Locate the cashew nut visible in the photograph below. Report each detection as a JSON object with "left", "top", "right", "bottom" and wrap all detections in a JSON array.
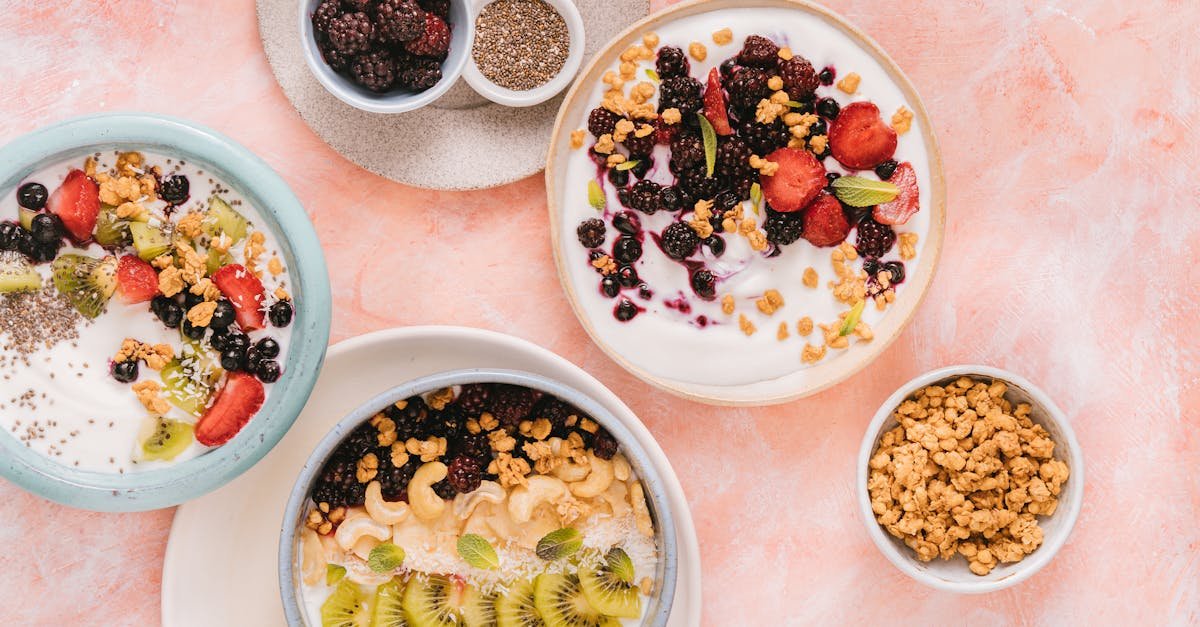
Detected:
[
  {"left": 453, "top": 480, "right": 506, "bottom": 520},
  {"left": 408, "top": 461, "right": 448, "bottom": 521},
  {"left": 507, "top": 475, "right": 568, "bottom": 523},
  {"left": 601, "top": 480, "right": 631, "bottom": 518},
  {"left": 629, "top": 481, "right": 654, "bottom": 537},
  {"left": 334, "top": 509, "right": 392, "bottom": 552},
  {"left": 552, "top": 458, "right": 592, "bottom": 482},
  {"left": 612, "top": 453, "right": 631, "bottom": 482},
  {"left": 569, "top": 453, "right": 614, "bottom": 498},
  {"left": 299, "top": 528, "right": 324, "bottom": 586},
  {"left": 365, "top": 480, "right": 412, "bottom": 525}
]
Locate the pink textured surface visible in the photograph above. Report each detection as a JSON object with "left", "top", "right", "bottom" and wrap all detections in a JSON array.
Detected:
[{"left": 1, "top": 0, "right": 1198, "bottom": 625}]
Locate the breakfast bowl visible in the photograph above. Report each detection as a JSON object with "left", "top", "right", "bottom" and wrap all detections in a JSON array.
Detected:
[
  {"left": 0, "top": 113, "right": 331, "bottom": 511},
  {"left": 299, "top": 0, "right": 474, "bottom": 113},
  {"left": 856, "top": 365, "right": 1084, "bottom": 593},
  {"left": 279, "top": 368, "right": 678, "bottom": 626}
]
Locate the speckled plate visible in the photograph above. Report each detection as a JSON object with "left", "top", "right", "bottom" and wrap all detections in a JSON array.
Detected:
[{"left": 257, "top": 0, "right": 650, "bottom": 190}]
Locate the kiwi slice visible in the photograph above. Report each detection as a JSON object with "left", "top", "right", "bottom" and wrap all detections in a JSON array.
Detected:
[
  {"left": 128, "top": 222, "right": 172, "bottom": 261},
  {"left": 0, "top": 252, "right": 42, "bottom": 293},
  {"left": 160, "top": 359, "right": 214, "bottom": 417},
  {"left": 18, "top": 207, "right": 36, "bottom": 231},
  {"left": 94, "top": 205, "right": 132, "bottom": 247},
  {"left": 460, "top": 585, "right": 496, "bottom": 627},
  {"left": 322, "top": 579, "right": 367, "bottom": 627},
  {"left": 533, "top": 574, "right": 619, "bottom": 627},
  {"left": 203, "top": 195, "right": 248, "bottom": 243},
  {"left": 137, "top": 416, "right": 194, "bottom": 462},
  {"left": 205, "top": 247, "right": 230, "bottom": 276},
  {"left": 495, "top": 579, "right": 544, "bottom": 627},
  {"left": 370, "top": 577, "right": 409, "bottom": 627},
  {"left": 50, "top": 254, "right": 116, "bottom": 319},
  {"left": 401, "top": 574, "right": 469, "bottom": 627},
  {"left": 578, "top": 555, "right": 641, "bottom": 618}
]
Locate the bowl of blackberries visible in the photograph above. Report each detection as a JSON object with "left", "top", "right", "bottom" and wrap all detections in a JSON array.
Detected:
[{"left": 300, "top": 0, "right": 473, "bottom": 113}]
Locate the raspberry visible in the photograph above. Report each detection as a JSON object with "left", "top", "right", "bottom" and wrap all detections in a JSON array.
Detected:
[
  {"left": 715, "top": 137, "right": 753, "bottom": 181},
  {"left": 375, "top": 0, "right": 425, "bottom": 43},
  {"left": 417, "top": 0, "right": 449, "bottom": 17},
  {"left": 779, "top": 56, "right": 819, "bottom": 100},
  {"left": 576, "top": 218, "right": 606, "bottom": 249},
  {"left": 398, "top": 57, "right": 442, "bottom": 89},
  {"left": 455, "top": 383, "right": 490, "bottom": 414},
  {"left": 660, "top": 222, "right": 700, "bottom": 260},
  {"left": 311, "top": 457, "right": 366, "bottom": 508},
  {"left": 737, "top": 34, "right": 780, "bottom": 68},
  {"left": 311, "top": 0, "right": 343, "bottom": 33},
  {"left": 855, "top": 217, "right": 896, "bottom": 258},
  {"left": 658, "top": 76, "right": 703, "bottom": 115},
  {"left": 351, "top": 50, "right": 396, "bottom": 91},
  {"left": 446, "top": 455, "right": 483, "bottom": 493},
  {"left": 404, "top": 11, "right": 450, "bottom": 58},
  {"left": 669, "top": 135, "right": 705, "bottom": 173},
  {"left": 490, "top": 384, "right": 540, "bottom": 427},
  {"left": 724, "top": 67, "right": 770, "bottom": 119},
  {"left": 626, "top": 180, "right": 663, "bottom": 214},
  {"left": 738, "top": 120, "right": 789, "bottom": 155},
  {"left": 591, "top": 428, "right": 618, "bottom": 460},
  {"left": 327, "top": 11, "right": 374, "bottom": 54},
  {"left": 655, "top": 46, "right": 690, "bottom": 79},
  {"left": 587, "top": 107, "right": 621, "bottom": 137},
  {"left": 621, "top": 133, "right": 654, "bottom": 157},
  {"left": 677, "top": 169, "right": 721, "bottom": 203},
  {"left": 382, "top": 395, "right": 430, "bottom": 437},
  {"left": 764, "top": 208, "right": 804, "bottom": 246}
]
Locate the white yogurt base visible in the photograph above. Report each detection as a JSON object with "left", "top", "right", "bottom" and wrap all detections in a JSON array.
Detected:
[
  {"left": 560, "top": 8, "right": 934, "bottom": 386},
  {"left": 0, "top": 151, "right": 295, "bottom": 473}
]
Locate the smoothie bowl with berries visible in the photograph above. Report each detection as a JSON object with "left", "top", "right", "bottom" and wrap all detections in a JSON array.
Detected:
[
  {"left": 0, "top": 114, "right": 331, "bottom": 511},
  {"left": 280, "top": 370, "right": 676, "bottom": 627},
  {"left": 547, "top": 0, "right": 945, "bottom": 404}
]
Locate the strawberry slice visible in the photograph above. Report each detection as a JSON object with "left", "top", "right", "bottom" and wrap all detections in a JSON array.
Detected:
[
  {"left": 760, "top": 147, "right": 826, "bottom": 213},
  {"left": 828, "top": 102, "right": 898, "bottom": 170},
  {"left": 115, "top": 254, "right": 159, "bottom": 304},
  {"left": 802, "top": 192, "right": 851, "bottom": 247},
  {"left": 47, "top": 169, "right": 100, "bottom": 242},
  {"left": 195, "top": 372, "right": 265, "bottom": 446},
  {"left": 874, "top": 162, "right": 919, "bottom": 225},
  {"left": 703, "top": 68, "right": 733, "bottom": 136},
  {"left": 211, "top": 263, "right": 266, "bottom": 330}
]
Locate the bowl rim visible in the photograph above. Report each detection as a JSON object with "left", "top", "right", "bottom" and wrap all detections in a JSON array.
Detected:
[
  {"left": 0, "top": 112, "right": 332, "bottom": 512},
  {"left": 278, "top": 367, "right": 679, "bottom": 626},
  {"left": 460, "top": 0, "right": 586, "bottom": 107},
  {"left": 855, "top": 364, "right": 1086, "bottom": 593},
  {"left": 543, "top": 0, "right": 948, "bottom": 406},
  {"left": 296, "top": 0, "right": 475, "bottom": 114}
]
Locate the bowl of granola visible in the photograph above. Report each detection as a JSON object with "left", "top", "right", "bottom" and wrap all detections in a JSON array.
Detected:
[
  {"left": 279, "top": 368, "right": 677, "bottom": 625},
  {"left": 857, "top": 365, "right": 1084, "bottom": 593}
]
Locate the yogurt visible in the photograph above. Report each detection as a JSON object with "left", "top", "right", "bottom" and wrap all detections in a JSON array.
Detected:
[
  {"left": 559, "top": 8, "right": 935, "bottom": 385},
  {"left": 0, "top": 151, "right": 295, "bottom": 473}
]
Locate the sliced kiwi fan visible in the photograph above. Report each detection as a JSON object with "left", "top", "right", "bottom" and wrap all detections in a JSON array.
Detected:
[{"left": 50, "top": 254, "right": 116, "bottom": 318}]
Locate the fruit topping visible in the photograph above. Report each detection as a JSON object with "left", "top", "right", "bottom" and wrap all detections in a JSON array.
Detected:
[
  {"left": 328, "top": 12, "right": 375, "bottom": 55},
  {"left": 51, "top": 254, "right": 117, "bottom": 319},
  {"left": 759, "top": 147, "right": 825, "bottom": 213},
  {"left": 376, "top": 0, "right": 426, "bottom": 43},
  {"left": 779, "top": 55, "right": 819, "bottom": 100},
  {"left": 159, "top": 173, "right": 190, "bottom": 205},
  {"left": 660, "top": 222, "right": 699, "bottom": 260},
  {"left": 111, "top": 359, "right": 138, "bottom": 383},
  {"left": 352, "top": 50, "right": 397, "bottom": 92},
  {"left": 269, "top": 299, "right": 295, "bottom": 327},
  {"left": 763, "top": 208, "right": 804, "bottom": 247},
  {"left": 828, "top": 101, "right": 898, "bottom": 170},
  {"left": 702, "top": 68, "right": 733, "bottom": 136},
  {"left": 800, "top": 192, "right": 851, "bottom": 247},
  {"left": 114, "top": 254, "right": 159, "bottom": 304},
  {"left": 136, "top": 416, "right": 195, "bottom": 462},
  {"left": 737, "top": 34, "right": 780, "bottom": 68},
  {"left": 194, "top": 371, "right": 265, "bottom": 446},
  {"left": 578, "top": 548, "right": 641, "bottom": 618},
  {"left": 873, "top": 162, "right": 919, "bottom": 225},
  {"left": 874, "top": 159, "right": 899, "bottom": 181},
  {"left": 690, "top": 269, "right": 716, "bottom": 300},
  {"left": 321, "top": 578, "right": 367, "bottom": 627},
  {"left": 495, "top": 578, "right": 541, "bottom": 627},
  {"left": 657, "top": 76, "right": 703, "bottom": 116},
  {"left": 46, "top": 169, "right": 100, "bottom": 242},
  {"left": 533, "top": 573, "right": 613, "bottom": 627},
  {"left": 203, "top": 196, "right": 249, "bottom": 243},
  {"left": 0, "top": 251, "right": 42, "bottom": 293},
  {"left": 128, "top": 222, "right": 172, "bottom": 262},
  {"left": 212, "top": 263, "right": 267, "bottom": 331},
  {"left": 30, "top": 213, "right": 63, "bottom": 245},
  {"left": 369, "top": 578, "right": 408, "bottom": 627},
  {"left": 150, "top": 294, "right": 184, "bottom": 328},
  {"left": 576, "top": 218, "right": 606, "bottom": 249},
  {"left": 854, "top": 216, "right": 897, "bottom": 259},
  {"left": 405, "top": 12, "right": 451, "bottom": 58},
  {"left": 655, "top": 45, "right": 689, "bottom": 79},
  {"left": 17, "top": 182, "right": 48, "bottom": 210}
]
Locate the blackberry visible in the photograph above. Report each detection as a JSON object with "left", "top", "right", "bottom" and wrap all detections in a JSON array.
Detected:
[
  {"left": 737, "top": 35, "right": 780, "bottom": 68},
  {"left": 446, "top": 455, "right": 483, "bottom": 493},
  {"left": 576, "top": 218, "right": 606, "bottom": 248},
  {"left": 318, "top": 39, "right": 354, "bottom": 70},
  {"left": 875, "top": 159, "right": 899, "bottom": 181},
  {"left": 764, "top": 208, "right": 804, "bottom": 246},
  {"left": 375, "top": 455, "right": 417, "bottom": 501},
  {"left": 677, "top": 169, "right": 721, "bottom": 203},
  {"left": 311, "top": 0, "right": 343, "bottom": 33},
  {"left": 383, "top": 395, "right": 430, "bottom": 437},
  {"left": 432, "top": 479, "right": 457, "bottom": 500},
  {"left": 397, "top": 57, "right": 442, "bottom": 90},
  {"left": 455, "top": 383, "right": 491, "bottom": 414},
  {"left": 715, "top": 137, "right": 753, "bottom": 181},
  {"left": 343, "top": 0, "right": 374, "bottom": 10},
  {"left": 738, "top": 120, "right": 789, "bottom": 155},
  {"left": 375, "top": 0, "right": 424, "bottom": 42},
  {"left": 669, "top": 135, "right": 705, "bottom": 173},
  {"left": 658, "top": 76, "right": 703, "bottom": 115},
  {"left": 490, "top": 384, "right": 540, "bottom": 427},
  {"left": 659, "top": 186, "right": 686, "bottom": 212},
  {"left": 621, "top": 133, "right": 654, "bottom": 158},
  {"left": 591, "top": 428, "right": 619, "bottom": 460},
  {"left": 351, "top": 50, "right": 397, "bottom": 92},
  {"left": 456, "top": 431, "right": 491, "bottom": 461},
  {"left": 311, "top": 457, "right": 366, "bottom": 508},
  {"left": 660, "top": 222, "right": 700, "bottom": 260},
  {"left": 719, "top": 57, "right": 740, "bottom": 81},
  {"left": 336, "top": 422, "right": 381, "bottom": 460},
  {"left": 159, "top": 174, "right": 190, "bottom": 205},
  {"left": 530, "top": 396, "right": 580, "bottom": 433},
  {"left": 404, "top": 12, "right": 451, "bottom": 58},
  {"left": 418, "top": 0, "right": 450, "bottom": 17},
  {"left": 855, "top": 217, "right": 897, "bottom": 258},
  {"left": 630, "top": 156, "right": 652, "bottom": 179},
  {"left": 587, "top": 107, "right": 621, "bottom": 138},
  {"left": 724, "top": 67, "right": 770, "bottom": 119},
  {"left": 690, "top": 269, "right": 716, "bottom": 300},
  {"left": 779, "top": 56, "right": 819, "bottom": 100},
  {"left": 327, "top": 12, "right": 374, "bottom": 54},
  {"left": 655, "top": 46, "right": 690, "bottom": 79},
  {"left": 626, "top": 180, "right": 663, "bottom": 214},
  {"left": 426, "top": 405, "right": 466, "bottom": 439}
]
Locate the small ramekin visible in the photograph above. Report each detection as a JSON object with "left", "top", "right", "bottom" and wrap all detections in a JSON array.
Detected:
[
  {"left": 856, "top": 364, "right": 1085, "bottom": 593},
  {"left": 461, "top": 0, "right": 585, "bottom": 107}
]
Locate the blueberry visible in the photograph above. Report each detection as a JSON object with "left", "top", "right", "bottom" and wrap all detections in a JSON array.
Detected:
[
  {"left": 818, "top": 66, "right": 835, "bottom": 86},
  {"left": 0, "top": 222, "right": 18, "bottom": 251},
  {"left": 184, "top": 291, "right": 204, "bottom": 309},
  {"left": 220, "top": 348, "right": 246, "bottom": 372},
  {"left": 223, "top": 332, "right": 249, "bottom": 354},
  {"left": 714, "top": 190, "right": 741, "bottom": 211},
  {"left": 614, "top": 298, "right": 639, "bottom": 321},
  {"left": 816, "top": 97, "right": 840, "bottom": 120},
  {"left": 255, "top": 337, "right": 280, "bottom": 359},
  {"left": 256, "top": 359, "right": 282, "bottom": 383},
  {"left": 607, "top": 168, "right": 629, "bottom": 187},
  {"left": 612, "top": 211, "right": 641, "bottom": 235},
  {"left": 875, "top": 159, "right": 899, "bottom": 181},
  {"left": 30, "top": 242, "right": 58, "bottom": 263},
  {"left": 617, "top": 265, "right": 639, "bottom": 288},
  {"left": 613, "top": 237, "right": 642, "bottom": 264},
  {"left": 245, "top": 346, "right": 263, "bottom": 370},
  {"left": 17, "top": 182, "right": 48, "bottom": 210},
  {"left": 631, "top": 158, "right": 652, "bottom": 179},
  {"left": 599, "top": 277, "right": 620, "bottom": 298},
  {"left": 159, "top": 174, "right": 190, "bottom": 205},
  {"left": 720, "top": 58, "right": 739, "bottom": 80},
  {"left": 882, "top": 261, "right": 906, "bottom": 284},
  {"left": 638, "top": 284, "right": 653, "bottom": 300},
  {"left": 111, "top": 360, "right": 138, "bottom": 383},
  {"left": 209, "top": 300, "right": 235, "bottom": 329},
  {"left": 659, "top": 186, "right": 685, "bottom": 212},
  {"left": 810, "top": 119, "right": 828, "bottom": 136},
  {"left": 269, "top": 300, "right": 294, "bottom": 327},
  {"left": 616, "top": 187, "right": 631, "bottom": 207},
  {"left": 15, "top": 230, "right": 34, "bottom": 257},
  {"left": 151, "top": 295, "right": 183, "bottom": 328},
  {"left": 704, "top": 235, "right": 725, "bottom": 257},
  {"left": 690, "top": 269, "right": 716, "bottom": 300},
  {"left": 209, "top": 329, "right": 230, "bottom": 352},
  {"left": 863, "top": 258, "right": 882, "bottom": 276},
  {"left": 30, "top": 213, "right": 62, "bottom": 244},
  {"left": 182, "top": 320, "right": 206, "bottom": 340}
]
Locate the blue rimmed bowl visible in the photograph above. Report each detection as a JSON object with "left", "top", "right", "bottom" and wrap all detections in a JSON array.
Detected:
[
  {"left": 0, "top": 113, "right": 332, "bottom": 512},
  {"left": 279, "top": 368, "right": 678, "bottom": 626}
]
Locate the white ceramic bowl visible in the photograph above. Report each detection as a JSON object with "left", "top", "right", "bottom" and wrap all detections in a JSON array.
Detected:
[
  {"left": 856, "top": 365, "right": 1085, "bottom": 593},
  {"left": 461, "top": 0, "right": 585, "bottom": 106}
]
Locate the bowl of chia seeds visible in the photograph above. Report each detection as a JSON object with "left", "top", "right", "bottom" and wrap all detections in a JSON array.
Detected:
[{"left": 462, "top": 0, "right": 584, "bottom": 107}]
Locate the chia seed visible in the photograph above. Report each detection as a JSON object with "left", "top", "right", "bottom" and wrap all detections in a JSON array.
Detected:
[{"left": 472, "top": 0, "right": 569, "bottom": 91}]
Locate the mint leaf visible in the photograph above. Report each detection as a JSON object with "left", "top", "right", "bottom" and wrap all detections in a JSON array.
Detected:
[
  {"left": 457, "top": 534, "right": 500, "bottom": 570},
  {"left": 587, "top": 180, "right": 605, "bottom": 211},
  {"left": 831, "top": 176, "right": 899, "bottom": 207},
  {"left": 697, "top": 113, "right": 717, "bottom": 178},
  {"left": 839, "top": 300, "right": 866, "bottom": 337},
  {"left": 605, "top": 547, "right": 635, "bottom": 584},
  {"left": 645, "top": 68, "right": 660, "bottom": 83},
  {"left": 367, "top": 542, "right": 405, "bottom": 573},
  {"left": 616, "top": 159, "right": 639, "bottom": 172},
  {"left": 749, "top": 182, "right": 762, "bottom": 215},
  {"left": 536, "top": 528, "right": 583, "bottom": 561}
]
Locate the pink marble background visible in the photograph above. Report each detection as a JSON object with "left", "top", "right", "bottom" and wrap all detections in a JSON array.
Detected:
[{"left": 1, "top": 0, "right": 1198, "bottom": 624}]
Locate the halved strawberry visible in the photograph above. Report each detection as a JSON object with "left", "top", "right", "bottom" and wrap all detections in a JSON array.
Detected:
[
  {"left": 802, "top": 192, "right": 851, "bottom": 247},
  {"left": 828, "top": 102, "right": 897, "bottom": 170},
  {"left": 47, "top": 169, "right": 100, "bottom": 242},
  {"left": 703, "top": 68, "right": 733, "bottom": 136},
  {"left": 211, "top": 263, "right": 266, "bottom": 330},
  {"left": 760, "top": 147, "right": 826, "bottom": 213},
  {"left": 195, "top": 372, "right": 265, "bottom": 446},
  {"left": 115, "top": 254, "right": 158, "bottom": 304},
  {"left": 873, "top": 162, "right": 919, "bottom": 225}
]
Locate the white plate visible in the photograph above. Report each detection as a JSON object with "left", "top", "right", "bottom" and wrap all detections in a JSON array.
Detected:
[{"left": 161, "top": 326, "right": 701, "bottom": 626}]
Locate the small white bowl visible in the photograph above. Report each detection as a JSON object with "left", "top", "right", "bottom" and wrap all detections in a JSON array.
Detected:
[
  {"left": 856, "top": 364, "right": 1085, "bottom": 593},
  {"left": 461, "top": 0, "right": 585, "bottom": 107}
]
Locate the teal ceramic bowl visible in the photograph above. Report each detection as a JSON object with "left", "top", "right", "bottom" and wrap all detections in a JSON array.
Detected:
[{"left": 0, "top": 113, "right": 332, "bottom": 512}]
